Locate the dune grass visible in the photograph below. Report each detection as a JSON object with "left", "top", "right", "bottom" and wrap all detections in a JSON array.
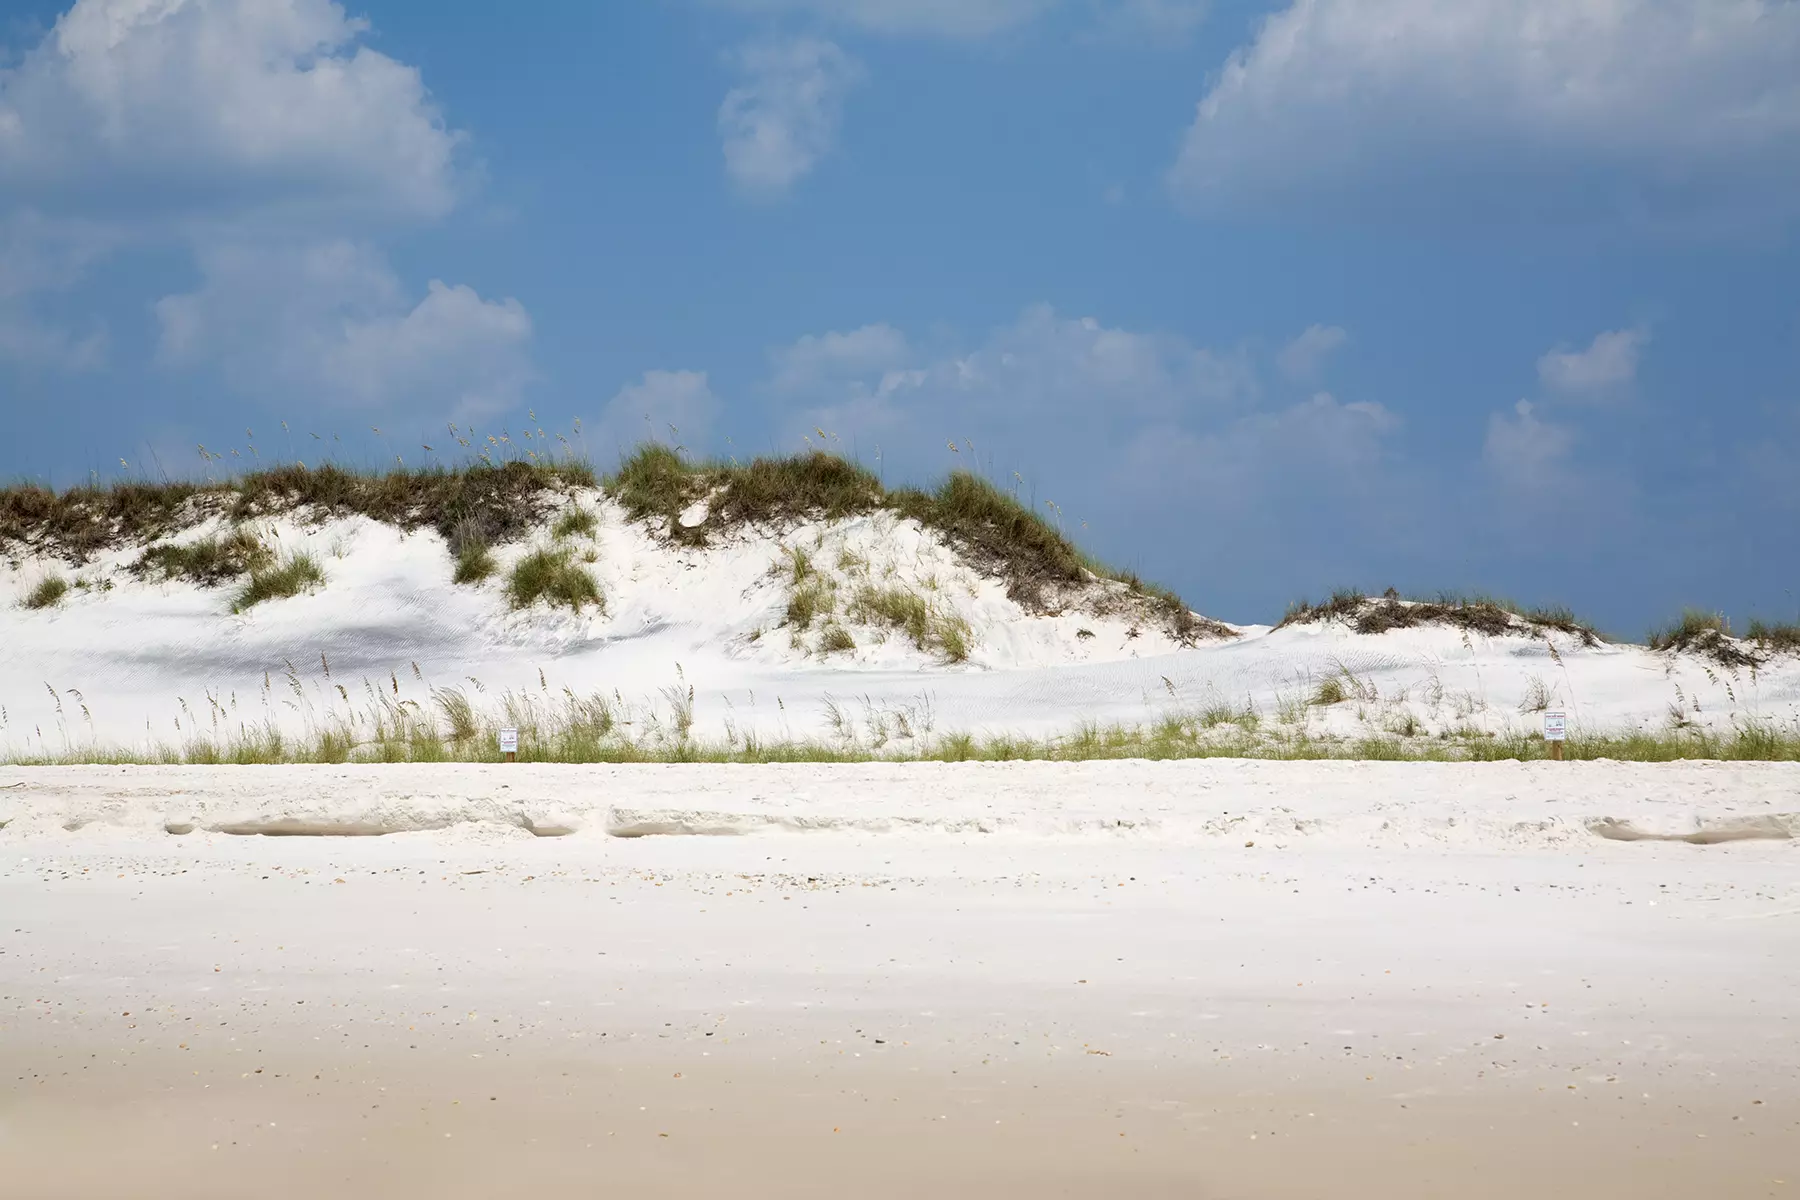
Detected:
[
  {"left": 2, "top": 460, "right": 593, "bottom": 564},
  {"left": 9, "top": 709, "right": 1798, "bottom": 767},
  {"left": 506, "top": 547, "right": 602, "bottom": 612},
  {"left": 847, "top": 584, "right": 971, "bottom": 663},
  {"left": 232, "top": 553, "right": 324, "bottom": 613},
  {"left": 1279, "top": 588, "right": 1603, "bottom": 646},
  {"left": 131, "top": 528, "right": 273, "bottom": 586},
  {"left": 1648, "top": 609, "right": 1759, "bottom": 668},
  {"left": 1747, "top": 618, "right": 1800, "bottom": 654},
  {"left": 22, "top": 574, "right": 69, "bottom": 610}
]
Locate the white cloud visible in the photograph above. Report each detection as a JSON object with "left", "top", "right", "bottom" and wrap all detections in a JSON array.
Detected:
[
  {"left": 1093, "top": 0, "right": 1209, "bottom": 40},
  {"left": 1171, "top": 0, "right": 1800, "bottom": 226},
  {"left": 0, "top": 212, "right": 116, "bottom": 369},
  {"left": 1537, "top": 328, "right": 1647, "bottom": 396},
  {"left": 707, "top": 0, "right": 1056, "bottom": 39},
  {"left": 782, "top": 305, "right": 1255, "bottom": 442},
  {"left": 1483, "top": 399, "right": 1576, "bottom": 494},
  {"left": 155, "top": 239, "right": 532, "bottom": 418},
  {"left": 0, "top": 0, "right": 459, "bottom": 221},
  {"left": 719, "top": 37, "right": 863, "bottom": 199},
  {"left": 770, "top": 322, "right": 911, "bottom": 394},
  {"left": 1276, "top": 323, "right": 1347, "bottom": 381},
  {"left": 592, "top": 370, "right": 722, "bottom": 456},
  {"left": 0, "top": 1, "right": 529, "bottom": 410}
]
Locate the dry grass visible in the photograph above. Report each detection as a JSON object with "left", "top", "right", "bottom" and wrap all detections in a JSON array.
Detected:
[
  {"left": 1, "top": 460, "right": 593, "bottom": 565},
  {"left": 507, "top": 547, "right": 602, "bottom": 612},
  {"left": 232, "top": 553, "right": 324, "bottom": 613},
  {"left": 1746, "top": 618, "right": 1800, "bottom": 656},
  {"left": 1279, "top": 589, "right": 1601, "bottom": 646},
  {"left": 1648, "top": 609, "right": 1759, "bottom": 668}
]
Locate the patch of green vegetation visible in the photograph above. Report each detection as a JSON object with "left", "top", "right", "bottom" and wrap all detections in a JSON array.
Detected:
[
  {"left": 507, "top": 547, "right": 602, "bottom": 612},
  {"left": 1279, "top": 588, "right": 1602, "bottom": 646},
  {"left": 819, "top": 624, "right": 856, "bottom": 654},
  {"left": 232, "top": 553, "right": 324, "bottom": 613},
  {"left": 131, "top": 528, "right": 272, "bottom": 585},
  {"left": 23, "top": 574, "right": 69, "bottom": 610},
  {"left": 553, "top": 505, "right": 598, "bottom": 540},
  {"left": 848, "top": 584, "right": 971, "bottom": 663}
]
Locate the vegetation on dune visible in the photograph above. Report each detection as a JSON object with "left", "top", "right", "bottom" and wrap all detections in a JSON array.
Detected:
[
  {"left": 506, "top": 547, "right": 602, "bottom": 612},
  {"left": 131, "top": 528, "right": 273, "bottom": 585},
  {"left": 1, "top": 460, "right": 593, "bottom": 566},
  {"left": 1746, "top": 618, "right": 1800, "bottom": 655},
  {"left": 23, "top": 574, "right": 69, "bottom": 610},
  {"left": 847, "top": 584, "right": 971, "bottom": 663},
  {"left": 1647, "top": 609, "right": 1762, "bottom": 668},
  {"left": 9, "top": 705, "right": 1799, "bottom": 767},
  {"left": 606, "top": 444, "right": 1219, "bottom": 642},
  {"left": 232, "top": 553, "right": 324, "bottom": 613},
  {"left": 1279, "top": 588, "right": 1603, "bottom": 646}
]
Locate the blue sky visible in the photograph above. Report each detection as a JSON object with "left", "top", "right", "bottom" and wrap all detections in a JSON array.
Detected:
[{"left": 2, "top": 0, "right": 1797, "bottom": 632}]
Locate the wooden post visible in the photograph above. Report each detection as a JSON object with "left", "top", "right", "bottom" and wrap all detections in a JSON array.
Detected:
[
  {"left": 1550, "top": 741, "right": 1564, "bottom": 762},
  {"left": 505, "top": 750, "right": 516, "bottom": 763}
]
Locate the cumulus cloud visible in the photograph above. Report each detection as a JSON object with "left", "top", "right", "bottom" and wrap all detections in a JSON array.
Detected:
[
  {"left": 1276, "top": 323, "right": 1347, "bottom": 381},
  {"left": 0, "top": 0, "right": 459, "bottom": 221},
  {"left": 706, "top": 0, "right": 1056, "bottom": 39},
  {"left": 776, "top": 305, "right": 1256, "bottom": 446},
  {"left": 0, "top": 0, "right": 530, "bottom": 409},
  {"left": 591, "top": 370, "right": 722, "bottom": 457},
  {"left": 769, "top": 323, "right": 911, "bottom": 394},
  {"left": 1170, "top": 0, "right": 1800, "bottom": 226},
  {"left": 719, "top": 37, "right": 863, "bottom": 199},
  {"left": 1482, "top": 399, "right": 1576, "bottom": 495},
  {"left": 1537, "top": 328, "right": 1647, "bottom": 397},
  {"left": 155, "top": 239, "right": 532, "bottom": 418}
]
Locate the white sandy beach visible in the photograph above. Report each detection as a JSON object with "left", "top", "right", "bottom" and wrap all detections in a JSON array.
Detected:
[{"left": 4, "top": 761, "right": 1796, "bottom": 1197}]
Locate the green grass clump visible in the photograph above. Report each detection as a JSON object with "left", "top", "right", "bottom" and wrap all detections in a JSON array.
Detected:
[
  {"left": 132, "top": 528, "right": 272, "bottom": 585},
  {"left": 452, "top": 539, "right": 497, "bottom": 584},
  {"left": 848, "top": 584, "right": 971, "bottom": 662},
  {"left": 232, "top": 553, "right": 324, "bottom": 613},
  {"left": 781, "top": 546, "right": 838, "bottom": 631},
  {"left": 819, "top": 624, "right": 856, "bottom": 653},
  {"left": 23, "top": 574, "right": 69, "bottom": 609},
  {"left": 553, "top": 505, "right": 598, "bottom": 540},
  {"left": 507, "top": 547, "right": 602, "bottom": 612}
]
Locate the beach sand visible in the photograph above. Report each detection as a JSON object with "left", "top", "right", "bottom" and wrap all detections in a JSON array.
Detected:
[{"left": 3, "top": 762, "right": 1795, "bottom": 1197}]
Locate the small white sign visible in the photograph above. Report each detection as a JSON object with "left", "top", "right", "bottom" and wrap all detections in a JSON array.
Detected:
[
  {"left": 498, "top": 727, "right": 519, "bottom": 754},
  {"left": 1543, "top": 711, "right": 1567, "bottom": 742}
]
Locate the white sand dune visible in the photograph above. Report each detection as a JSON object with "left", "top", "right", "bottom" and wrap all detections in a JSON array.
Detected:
[{"left": 4, "top": 494, "right": 1797, "bottom": 754}]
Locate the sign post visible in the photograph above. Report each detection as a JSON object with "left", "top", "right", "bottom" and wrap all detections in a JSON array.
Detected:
[
  {"left": 1543, "top": 711, "right": 1566, "bottom": 761},
  {"left": 499, "top": 727, "right": 518, "bottom": 764}
]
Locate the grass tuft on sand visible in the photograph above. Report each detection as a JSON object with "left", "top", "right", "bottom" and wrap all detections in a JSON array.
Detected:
[
  {"left": 232, "top": 553, "right": 324, "bottom": 613},
  {"left": 23, "top": 574, "right": 69, "bottom": 610},
  {"left": 507, "top": 547, "right": 602, "bottom": 612}
]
